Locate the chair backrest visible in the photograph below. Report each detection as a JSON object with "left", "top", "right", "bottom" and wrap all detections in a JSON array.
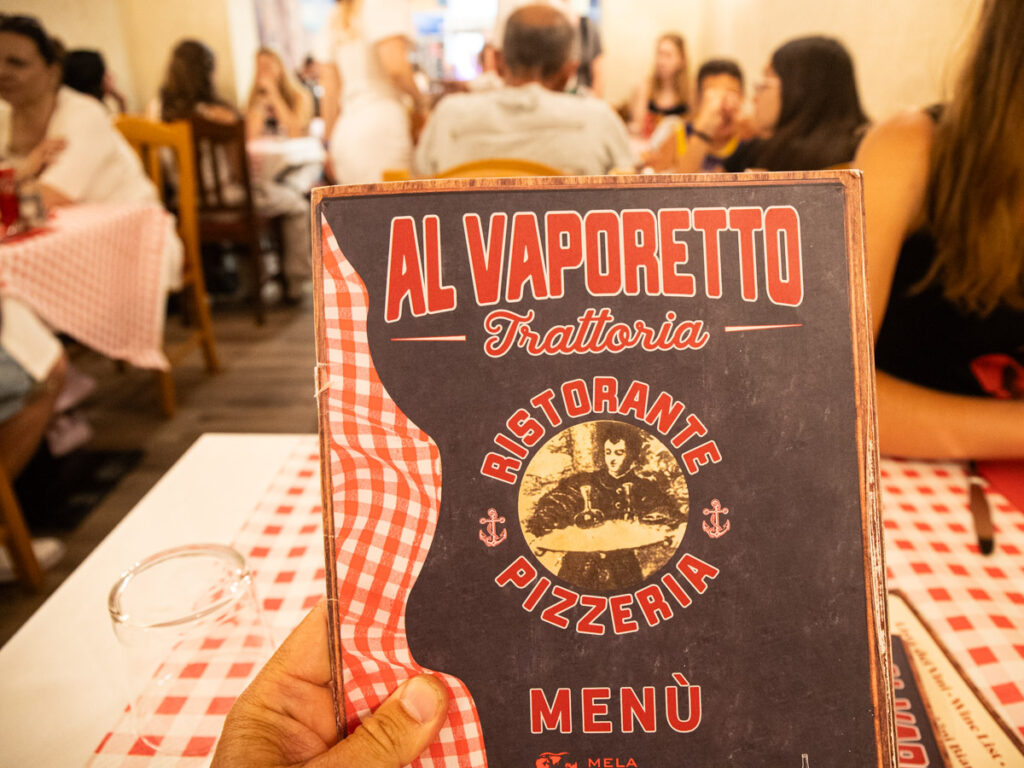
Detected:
[
  {"left": 436, "top": 157, "right": 565, "bottom": 178},
  {"left": 115, "top": 116, "right": 200, "bottom": 284},
  {"left": 188, "top": 114, "right": 257, "bottom": 217}
]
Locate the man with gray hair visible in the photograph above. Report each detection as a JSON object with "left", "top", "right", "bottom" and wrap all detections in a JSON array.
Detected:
[{"left": 414, "top": 4, "right": 633, "bottom": 176}]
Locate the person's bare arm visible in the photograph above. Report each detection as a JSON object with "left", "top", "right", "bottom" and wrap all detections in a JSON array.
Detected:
[
  {"left": 39, "top": 184, "right": 73, "bottom": 208},
  {"left": 320, "top": 62, "right": 342, "bottom": 142},
  {"left": 245, "top": 99, "right": 266, "bottom": 141},
  {"left": 261, "top": 81, "right": 311, "bottom": 138},
  {"left": 672, "top": 89, "right": 730, "bottom": 173},
  {"left": 858, "top": 111, "right": 1024, "bottom": 458},
  {"left": 376, "top": 36, "right": 422, "bottom": 104},
  {"left": 629, "top": 83, "right": 649, "bottom": 136}
]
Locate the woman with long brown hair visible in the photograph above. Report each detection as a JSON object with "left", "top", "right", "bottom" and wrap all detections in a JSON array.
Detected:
[
  {"left": 856, "top": 0, "right": 1024, "bottom": 458},
  {"left": 156, "top": 39, "right": 237, "bottom": 124},
  {"left": 629, "top": 33, "right": 690, "bottom": 138},
  {"left": 245, "top": 47, "right": 312, "bottom": 139},
  {"left": 154, "top": 39, "right": 311, "bottom": 301}
]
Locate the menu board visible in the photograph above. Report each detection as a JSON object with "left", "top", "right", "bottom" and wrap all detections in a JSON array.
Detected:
[{"left": 313, "top": 173, "right": 895, "bottom": 767}]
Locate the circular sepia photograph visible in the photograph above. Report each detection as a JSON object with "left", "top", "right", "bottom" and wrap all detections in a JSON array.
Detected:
[{"left": 518, "top": 419, "right": 689, "bottom": 592}]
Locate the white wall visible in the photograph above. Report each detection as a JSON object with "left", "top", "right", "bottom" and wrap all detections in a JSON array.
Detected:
[
  {"left": 602, "top": 0, "right": 979, "bottom": 122},
  {"left": 16, "top": 0, "right": 260, "bottom": 112},
  {"left": 17, "top": 0, "right": 981, "bottom": 123}
]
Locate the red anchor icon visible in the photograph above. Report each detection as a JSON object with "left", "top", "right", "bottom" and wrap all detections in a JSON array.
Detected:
[
  {"left": 702, "top": 499, "right": 730, "bottom": 539},
  {"left": 479, "top": 508, "right": 507, "bottom": 547}
]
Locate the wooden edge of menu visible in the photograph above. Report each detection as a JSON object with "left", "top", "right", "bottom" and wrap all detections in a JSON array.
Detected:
[
  {"left": 837, "top": 171, "right": 898, "bottom": 768},
  {"left": 310, "top": 172, "right": 894, "bottom": 758},
  {"left": 312, "top": 196, "right": 347, "bottom": 737}
]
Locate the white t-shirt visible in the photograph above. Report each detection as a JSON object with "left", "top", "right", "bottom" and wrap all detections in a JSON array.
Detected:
[
  {"left": 1, "top": 87, "right": 158, "bottom": 205},
  {"left": 315, "top": 0, "right": 414, "bottom": 108},
  {"left": 414, "top": 83, "right": 635, "bottom": 177}
]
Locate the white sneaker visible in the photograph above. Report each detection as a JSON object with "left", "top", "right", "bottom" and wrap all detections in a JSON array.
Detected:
[{"left": 0, "top": 537, "right": 66, "bottom": 583}]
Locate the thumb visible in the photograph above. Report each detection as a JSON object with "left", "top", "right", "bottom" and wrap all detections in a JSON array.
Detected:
[{"left": 320, "top": 675, "right": 449, "bottom": 768}]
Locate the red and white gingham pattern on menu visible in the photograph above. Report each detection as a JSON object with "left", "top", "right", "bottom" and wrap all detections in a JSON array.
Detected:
[
  {"left": 318, "top": 219, "right": 486, "bottom": 766},
  {"left": 881, "top": 459, "right": 1024, "bottom": 742},
  {"left": 89, "top": 440, "right": 326, "bottom": 766},
  {"left": 0, "top": 204, "right": 170, "bottom": 370}
]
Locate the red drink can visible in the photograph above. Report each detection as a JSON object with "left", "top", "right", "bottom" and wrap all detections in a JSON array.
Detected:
[{"left": 0, "top": 167, "right": 18, "bottom": 235}]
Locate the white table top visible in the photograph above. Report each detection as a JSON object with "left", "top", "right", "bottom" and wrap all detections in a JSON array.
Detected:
[{"left": 0, "top": 433, "right": 312, "bottom": 768}]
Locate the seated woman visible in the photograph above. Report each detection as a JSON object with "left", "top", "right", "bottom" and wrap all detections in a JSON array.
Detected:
[
  {"left": 157, "top": 39, "right": 311, "bottom": 300},
  {"left": 856, "top": 0, "right": 1024, "bottom": 459},
  {"left": 721, "top": 35, "right": 868, "bottom": 172},
  {"left": 629, "top": 33, "right": 690, "bottom": 138},
  {"left": 245, "top": 47, "right": 313, "bottom": 140},
  {"left": 0, "top": 15, "right": 160, "bottom": 208},
  {"left": 0, "top": 15, "right": 182, "bottom": 291}
]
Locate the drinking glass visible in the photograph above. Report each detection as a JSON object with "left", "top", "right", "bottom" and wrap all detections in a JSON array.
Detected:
[{"left": 108, "top": 544, "right": 274, "bottom": 755}]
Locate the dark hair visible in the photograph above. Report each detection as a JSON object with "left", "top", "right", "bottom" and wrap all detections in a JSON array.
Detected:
[
  {"left": 159, "top": 39, "right": 219, "bottom": 121},
  {"left": 593, "top": 422, "right": 645, "bottom": 471},
  {"left": 756, "top": 36, "right": 869, "bottom": 171},
  {"left": 503, "top": 5, "right": 574, "bottom": 80},
  {"left": 63, "top": 49, "right": 106, "bottom": 101},
  {"left": 696, "top": 58, "right": 743, "bottom": 93},
  {"left": 0, "top": 14, "right": 63, "bottom": 66}
]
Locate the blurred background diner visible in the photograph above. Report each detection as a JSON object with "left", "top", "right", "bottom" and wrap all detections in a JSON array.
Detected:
[{"left": 0, "top": 1, "right": 1021, "bottom": 762}]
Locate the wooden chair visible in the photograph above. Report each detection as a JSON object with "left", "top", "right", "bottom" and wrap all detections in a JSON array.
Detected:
[
  {"left": 189, "top": 114, "right": 285, "bottom": 325},
  {"left": 0, "top": 465, "right": 43, "bottom": 590},
  {"left": 115, "top": 116, "right": 220, "bottom": 417},
  {"left": 436, "top": 158, "right": 565, "bottom": 178}
]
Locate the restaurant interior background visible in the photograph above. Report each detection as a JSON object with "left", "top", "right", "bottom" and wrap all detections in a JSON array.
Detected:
[
  {"left": 0, "top": 0, "right": 984, "bottom": 642},
  {"left": 9, "top": 0, "right": 976, "bottom": 124},
  {"left": 4, "top": 1, "right": 1024, "bottom": 765}
]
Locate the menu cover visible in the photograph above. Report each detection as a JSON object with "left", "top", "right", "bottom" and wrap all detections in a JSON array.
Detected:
[{"left": 312, "top": 173, "right": 895, "bottom": 767}]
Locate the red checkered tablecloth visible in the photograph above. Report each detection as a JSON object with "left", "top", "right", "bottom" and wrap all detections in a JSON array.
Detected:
[
  {"left": 881, "top": 459, "right": 1024, "bottom": 742},
  {"left": 89, "top": 439, "right": 326, "bottom": 766},
  {"left": 0, "top": 204, "right": 172, "bottom": 370}
]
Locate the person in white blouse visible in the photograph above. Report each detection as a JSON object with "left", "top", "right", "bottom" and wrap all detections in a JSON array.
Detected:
[
  {"left": 315, "top": 0, "right": 427, "bottom": 184},
  {"left": 0, "top": 15, "right": 183, "bottom": 292},
  {"left": 0, "top": 16, "right": 157, "bottom": 208}
]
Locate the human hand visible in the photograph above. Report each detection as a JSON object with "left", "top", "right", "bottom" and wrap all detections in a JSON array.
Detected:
[
  {"left": 694, "top": 88, "right": 727, "bottom": 136},
  {"left": 211, "top": 600, "right": 449, "bottom": 768},
  {"left": 18, "top": 137, "right": 67, "bottom": 181}
]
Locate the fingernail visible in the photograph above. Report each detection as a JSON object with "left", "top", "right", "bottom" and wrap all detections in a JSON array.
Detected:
[{"left": 400, "top": 676, "right": 443, "bottom": 724}]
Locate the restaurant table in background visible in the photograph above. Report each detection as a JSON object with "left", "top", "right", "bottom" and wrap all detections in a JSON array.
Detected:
[
  {"left": 0, "top": 204, "right": 175, "bottom": 370},
  {"left": 0, "top": 435, "right": 1021, "bottom": 766},
  {"left": 247, "top": 136, "right": 325, "bottom": 194}
]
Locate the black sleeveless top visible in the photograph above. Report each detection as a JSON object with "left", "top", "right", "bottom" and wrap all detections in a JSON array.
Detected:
[
  {"left": 647, "top": 99, "right": 688, "bottom": 118},
  {"left": 874, "top": 228, "right": 1024, "bottom": 397}
]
